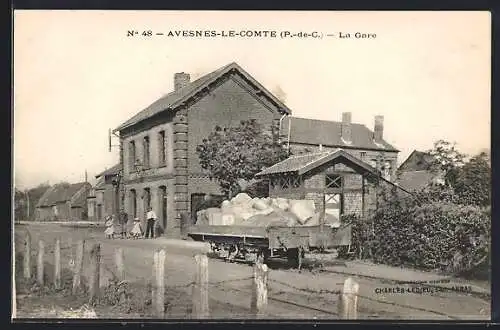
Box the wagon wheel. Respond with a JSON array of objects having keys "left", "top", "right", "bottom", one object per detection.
[
  {"left": 256, "top": 249, "right": 270, "bottom": 265},
  {"left": 286, "top": 247, "right": 303, "bottom": 270},
  {"left": 228, "top": 244, "right": 239, "bottom": 262}
]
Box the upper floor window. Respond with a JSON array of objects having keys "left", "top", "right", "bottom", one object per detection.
[
  {"left": 326, "top": 174, "right": 343, "bottom": 189},
  {"left": 128, "top": 141, "right": 136, "bottom": 170},
  {"left": 360, "top": 151, "right": 366, "bottom": 160},
  {"left": 158, "top": 130, "right": 166, "bottom": 166},
  {"left": 144, "top": 188, "right": 151, "bottom": 210},
  {"left": 143, "top": 136, "right": 150, "bottom": 168},
  {"left": 383, "top": 161, "right": 392, "bottom": 181}
]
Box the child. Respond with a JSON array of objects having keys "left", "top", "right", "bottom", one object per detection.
[
  {"left": 130, "top": 217, "right": 143, "bottom": 239},
  {"left": 104, "top": 216, "right": 115, "bottom": 239}
]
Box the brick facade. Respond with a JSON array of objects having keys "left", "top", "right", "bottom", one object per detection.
[
  {"left": 266, "top": 158, "right": 383, "bottom": 220},
  {"left": 114, "top": 62, "right": 401, "bottom": 236},
  {"left": 116, "top": 67, "right": 285, "bottom": 236}
]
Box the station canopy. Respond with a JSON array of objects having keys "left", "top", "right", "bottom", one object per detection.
[{"left": 255, "top": 149, "right": 381, "bottom": 180}]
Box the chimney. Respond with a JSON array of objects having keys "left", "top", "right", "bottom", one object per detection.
[
  {"left": 341, "top": 112, "right": 352, "bottom": 144},
  {"left": 374, "top": 115, "right": 384, "bottom": 142},
  {"left": 174, "top": 72, "right": 191, "bottom": 91}
]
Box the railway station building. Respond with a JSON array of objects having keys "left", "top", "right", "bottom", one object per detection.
[{"left": 111, "top": 62, "right": 401, "bottom": 236}]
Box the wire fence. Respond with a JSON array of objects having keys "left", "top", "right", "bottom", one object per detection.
[{"left": 15, "top": 229, "right": 473, "bottom": 320}]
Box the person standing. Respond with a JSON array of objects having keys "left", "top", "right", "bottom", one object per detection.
[
  {"left": 145, "top": 207, "right": 157, "bottom": 239},
  {"left": 119, "top": 211, "right": 128, "bottom": 239}
]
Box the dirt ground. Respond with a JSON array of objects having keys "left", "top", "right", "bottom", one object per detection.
[{"left": 12, "top": 223, "right": 491, "bottom": 320}]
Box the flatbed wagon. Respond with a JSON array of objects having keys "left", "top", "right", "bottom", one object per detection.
[
  {"left": 187, "top": 149, "right": 402, "bottom": 268},
  {"left": 187, "top": 222, "right": 352, "bottom": 268}
]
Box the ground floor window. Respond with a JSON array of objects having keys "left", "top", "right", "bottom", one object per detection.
[
  {"left": 97, "top": 204, "right": 103, "bottom": 221},
  {"left": 130, "top": 189, "right": 137, "bottom": 218}
]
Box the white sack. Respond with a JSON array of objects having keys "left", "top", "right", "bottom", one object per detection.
[{"left": 289, "top": 199, "right": 316, "bottom": 224}]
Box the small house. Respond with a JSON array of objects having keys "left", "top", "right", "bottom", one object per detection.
[
  {"left": 396, "top": 150, "right": 444, "bottom": 192},
  {"left": 87, "top": 164, "right": 122, "bottom": 222},
  {"left": 256, "top": 149, "right": 411, "bottom": 220}
]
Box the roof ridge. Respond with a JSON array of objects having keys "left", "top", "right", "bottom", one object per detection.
[
  {"left": 287, "top": 116, "right": 365, "bottom": 126},
  {"left": 288, "top": 150, "right": 333, "bottom": 159}
]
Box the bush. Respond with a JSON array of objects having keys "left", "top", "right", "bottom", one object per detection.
[
  {"left": 370, "top": 197, "right": 490, "bottom": 273},
  {"left": 337, "top": 214, "right": 372, "bottom": 260},
  {"left": 341, "top": 184, "right": 491, "bottom": 277}
]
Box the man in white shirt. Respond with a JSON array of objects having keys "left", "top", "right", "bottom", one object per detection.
[{"left": 145, "top": 207, "right": 157, "bottom": 239}]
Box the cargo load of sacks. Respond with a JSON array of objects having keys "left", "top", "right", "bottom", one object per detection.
[{"left": 196, "top": 193, "right": 341, "bottom": 228}]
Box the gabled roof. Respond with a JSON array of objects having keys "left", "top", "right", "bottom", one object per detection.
[
  {"left": 255, "top": 149, "right": 380, "bottom": 177},
  {"left": 398, "top": 150, "right": 434, "bottom": 172},
  {"left": 36, "top": 182, "right": 91, "bottom": 207},
  {"left": 95, "top": 164, "right": 122, "bottom": 178},
  {"left": 113, "top": 62, "right": 291, "bottom": 133},
  {"left": 281, "top": 117, "right": 399, "bottom": 152},
  {"left": 396, "top": 170, "right": 439, "bottom": 192}
]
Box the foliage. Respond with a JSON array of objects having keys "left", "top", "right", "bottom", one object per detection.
[
  {"left": 342, "top": 144, "right": 490, "bottom": 278},
  {"left": 99, "top": 278, "right": 148, "bottom": 314},
  {"left": 196, "top": 119, "right": 289, "bottom": 198},
  {"left": 337, "top": 214, "right": 373, "bottom": 260},
  {"left": 423, "top": 141, "right": 490, "bottom": 207},
  {"left": 372, "top": 194, "right": 490, "bottom": 273},
  {"left": 14, "top": 183, "right": 51, "bottom": 221},
  {"left": 344, "top": 183, "right": 490, "bottom": 276},
  {"left": 453, "top": 152, "right": 491, "bottom": 207},
  {"left": 194, "top": 195, "right": 226, "bottom": 214},
  {"left": 426, "top": 140, "right": 466, "bottom": 186},
  {"left": 242, "top": 180, "right": 270, "bottom": 198}
]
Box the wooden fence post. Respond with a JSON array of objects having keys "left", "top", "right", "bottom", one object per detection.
[
  {"left": 72, "top": 240, "right": 85, "bottom": 295},
  {"left": 89, "top": 243, "right": 101, "bottom": 304},
  {"left": 115, "top": 248, "right": 125, "bottom": 282},
  {"left": 192, "top": 254, "right": 209, "bottom": 318},
  {"left": 338, "top": 277, "right": 359, "bottom": 319},
  {"left": 251, "top": 262, "right": 269, "bottom": 317},
  {"left": 153, "top": 249, "right": 166, "bottom": 318},
  {"left": 151, "top": 252, "right": 157, "bottom": 312},
  {"left": 23, "top": 232, "right": 31, "bottom": 279},
  {"left": 37, "top": 240, "right": 45, "bottom": 286},
  {"left": 54, "top": 238, "right": 61, "bottom": 289}
]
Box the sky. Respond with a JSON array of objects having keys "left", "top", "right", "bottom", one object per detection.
[{"left": 13, "top": 11, "right": 491, "bottom": 190}]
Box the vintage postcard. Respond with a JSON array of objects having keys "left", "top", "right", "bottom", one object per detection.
[{"left": 12, "top": 10, "right": 491, "bottom": 320}]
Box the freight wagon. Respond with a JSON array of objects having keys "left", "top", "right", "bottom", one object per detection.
[
  {"left": 187, "top": 221, "right": 352, "bottom": 269},
  {"left": 187, "top": 149, "right": 410, "bottom": 268}
]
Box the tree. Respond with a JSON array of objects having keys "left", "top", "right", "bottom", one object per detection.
[
  {"left": 415, "top": 146, "right": 490, "bottom": 209},
  {"left": 427, "top": 140, "right": 467, "bottom": 186},
  {"left": 454, "top": 151, "right": 491, "bottom": 207},
  {"left": 26, "top": 183, "right": 51, "bottom": 220},
  {"left": 196, "top": 120, "right": 289, "bottom": 198},
  {"left": 14, "top": 188, "right": 27, "bottom": 221}
]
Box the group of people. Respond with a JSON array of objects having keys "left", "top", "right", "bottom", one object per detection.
[{"left": 104, "top": 207, "right": 161, "bottom": 239}]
